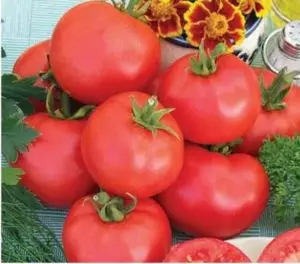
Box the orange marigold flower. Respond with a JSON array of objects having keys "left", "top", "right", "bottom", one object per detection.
[
  {"left": 143, "top": 0, "right": 192, "bottom": 38},
  {"left": 184, "top": 0, "right": 246, "bottom": 51},
  {"left": 230, "top": 0, "right": 271, "bottom": 17}
]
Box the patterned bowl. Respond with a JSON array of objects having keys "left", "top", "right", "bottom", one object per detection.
[{"left": 160, "top": 11, "right": 266, "bottom": 70}]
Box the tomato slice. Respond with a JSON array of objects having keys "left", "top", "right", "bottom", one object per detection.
[
  {"left": 163, "top": 238, "right": 250, "bottom": 262},
  {"left": 258, "top": 228, "right": 300, "bottom": 262}
]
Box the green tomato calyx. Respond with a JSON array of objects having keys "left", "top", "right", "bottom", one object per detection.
[
  {"left": 46, "top": 86, "right": 95, "bottom": 120},
  {"left": 206, "top": 138, "right": 243, "bottom": 155},
  {"left": 91, "top": 191, "right": 137, "bottom": 223},
  {"left": 260, "top": 67, "right": 300, "bottom": 111},
  {"left": 190, "top": 43, "right": 227, "bottom": 77},
  {"left": 131, "top": 95, "right": 180, "bottom": 139}
]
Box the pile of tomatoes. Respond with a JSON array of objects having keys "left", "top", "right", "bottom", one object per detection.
[{"left": 11, "top": 0, "right": 300, "bottom": 262}]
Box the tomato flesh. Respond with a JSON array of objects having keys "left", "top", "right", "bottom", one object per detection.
[
  {"left": 164, "top": 238, "right": 250, "bottom": 262},
  {"left": 258, "top": 228, "right": 300, "bottom": 262}
]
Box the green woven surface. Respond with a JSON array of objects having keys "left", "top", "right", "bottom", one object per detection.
[{"left": 1, "top": 0, "right": 295, "bottom": 256}]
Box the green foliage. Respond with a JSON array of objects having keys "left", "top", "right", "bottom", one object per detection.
[
  {"left": 2, "top": 167, "right": 24, "bottom": 185},
  {"left": 1, "top": 72, "right": 64, "bottom": 262},
  {"left": 259, "top": 135, "right": 300, "bottom": 225},
  {"left": 2, "top": 185, "right": 65, "bottom": 262},
  {"left": 2, "top": 99, "right": 40, "bottom": 163},
  {"left": 2, "top": 73, "right": 46, "bottom": 115}
]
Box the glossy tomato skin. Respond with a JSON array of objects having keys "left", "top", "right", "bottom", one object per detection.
[
  {"left": 13, "top": 40, "right": 51, "bottom": 112},
  {"left": 81, "top": 91, "right": 184, "bottom": 199},
  {"left": 258, "top": 228, "right": 300, "bottom": 262},
  {"left": 63, "top": 196, "right": 172, "bottom": 262},
  {"left": 236, "top": 68, "right": 300, "bottom": 156},
  {"left": 157, "top": 144, "right": 269, "bottom": 239},
  {"left": 13, "top": 113, "right": 97, "bottom": 208},
  {"left": 158, "top": 54, "right": 261, "bottom": 144},
  {"left": 164, "top": 238, "right": 251, "bottom": 262},
  {"left": 50, "top": 1, "right": 160, "bottom": 105}
]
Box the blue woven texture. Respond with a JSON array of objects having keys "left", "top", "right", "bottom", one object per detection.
[{"left": 1, "top": 0, "right": 294, "bottom": 250}]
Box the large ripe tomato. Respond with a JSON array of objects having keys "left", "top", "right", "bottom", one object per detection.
[
  {"left": 50, "top": 1, "right": 160, "bottom": 105},
  {"left": 236, "top": 68, "right": 300, "bottom": 156},
  {"left": 63, "top": 193, "right": 172, "bottom": 262},
  {"left": 164, "top": 238, "right": 250, "bottom": 262},
  {"left": 157, "top": 144, "right": 269, "bottom": 239},
  {"left": 81, "top": 91, "right": 184, "bottom": 199},
  {"left": 258, "top": 228, "right": 300, "bottom": 262},
  {"left": 158, "top": 50, "right": 261, "bottom": 145},
  {"left": 13, "top": 40, "right": 51, "bottom": 112},
  {"left": 12, "top": 113, "right": 97, "bottom": 208}
]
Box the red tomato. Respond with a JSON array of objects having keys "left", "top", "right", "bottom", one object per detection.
[
  {"left": 144, "top": 71, "right": 163, "bottom": 95},
  {"left": 157, "top": 144, "right": 269, "bottom": 239},
  {"left": 13, "top": 113, "right": 97, "bottom": 208},
  {"left": 81, "top": 91, "right": 184, "bottom": 199},
  {"left": 236, "top": 68, "right": 300, "bottom": 156},
  {"left": 63, "top": 194, "right": 172, "bottom": 262},
  {"left": 13, "top": 40, "right": 51, "bottom": 112},
  {"left": 164, "top": 238, "right": 251, "bottom": 262},
  {"left": 258, "top": 228, "right": 300, "bottom": 262},
  {"left": 50, "top": 1, "right": 160, "bottom": 105},
  {"left": 158, "top": 53, "right": 261, "bottom": 144}
]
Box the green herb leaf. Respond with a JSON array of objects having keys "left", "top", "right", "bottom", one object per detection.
[
  {"left": 259, "top": 135, "right": 300, "bottom": 225},
  {"left": 2, "top": 74, "right": 46, "bottom": 115},
  {"left": 2, "top": 167, "right": 24, "bottom": 185},
  {"left": 2, "top": 99, "right": 39, "bottom": 163}
]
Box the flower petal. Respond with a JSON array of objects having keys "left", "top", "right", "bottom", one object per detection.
[
  {"left": 158, "top": 13, "right": 183, "bottom": 38},
  {"left": 241, "top": 1, "right": 253, "bottom": 14},
  {"left": 224, "top": 29, "right": 245, "bottom": 47},
  {"left": 185, "top": 21, "right": 206, "bottom": 47},
  {"left": 228, "top": 11, "right": 245, "bottom": 29},
  {"left": 174, "top": 1, "right": 193, "bottom": 25},
  {"left": 202, "top": 0, "right": 220, "bottom": 13},
  {"left": 219, "top": 0, "right": 237, "bottom": 20},
  {"left": 228, "top": 0, "right": 240, "bottom": 6},
  {"left": 184, "top": 1, "right": 210, "bottom": 24},
  {"left": 203, "top": 35, "right": 221, "bottom": 51},
  {"left": 254, "top": 0, "right": 268, "bottom": 17},
  {"left": 147, "top": 20, "right": 160, "bottom": 35}
]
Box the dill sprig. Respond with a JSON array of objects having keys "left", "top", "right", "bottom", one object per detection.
[{"left": 2, "top": 184, "right": 65, "bottom": 262}]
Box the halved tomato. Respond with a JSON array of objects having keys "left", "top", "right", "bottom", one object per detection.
[
  {"left": 164, "top": 238, "right": 250, "bottom": 262},
  {"left": 258, "top": 228, "right": 300, "bottom": 262}
]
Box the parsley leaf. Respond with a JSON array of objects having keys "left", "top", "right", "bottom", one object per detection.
[
  {"left": 2, "top": 99, "right": 39, "bottom": 163},
  {"left": 259, "top": 135, "right": 300, "bottom": 225},
  {"left": 2, "top": 167, "right": 24, "bottom": 185},
  {"left": 2, "top": 74, "right": 46, "bottom": 115}
]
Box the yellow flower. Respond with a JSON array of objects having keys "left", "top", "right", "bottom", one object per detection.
[
  {"left": 142, "top": 0, "right": 193, "bottom": 38},
  {"left": 184, "top": 0, "right": 246, "bottom": 50},
  {"left": 230, "top": 0, "right": 271, "bottom": 17}
]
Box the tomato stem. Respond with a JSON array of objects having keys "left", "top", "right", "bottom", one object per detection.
[
  {"left": 45, "top": 86, "right": 95, "bottom": 120},
  {"left": 189, "top": 43, "right": 227, "bottom": 77},
  {"left": 131, "top": 96, "right": 179, "bottom": 139},
  {"left": 91, "top": 191, "right": 137, "bottom": 223},
  {"left": 260, "top": 68, "right": 300, "bottom": 111}
]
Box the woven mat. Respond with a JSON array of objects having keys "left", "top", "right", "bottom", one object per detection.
[{"left": 1, "top": 0, "right": 295, "bottom": 256}]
